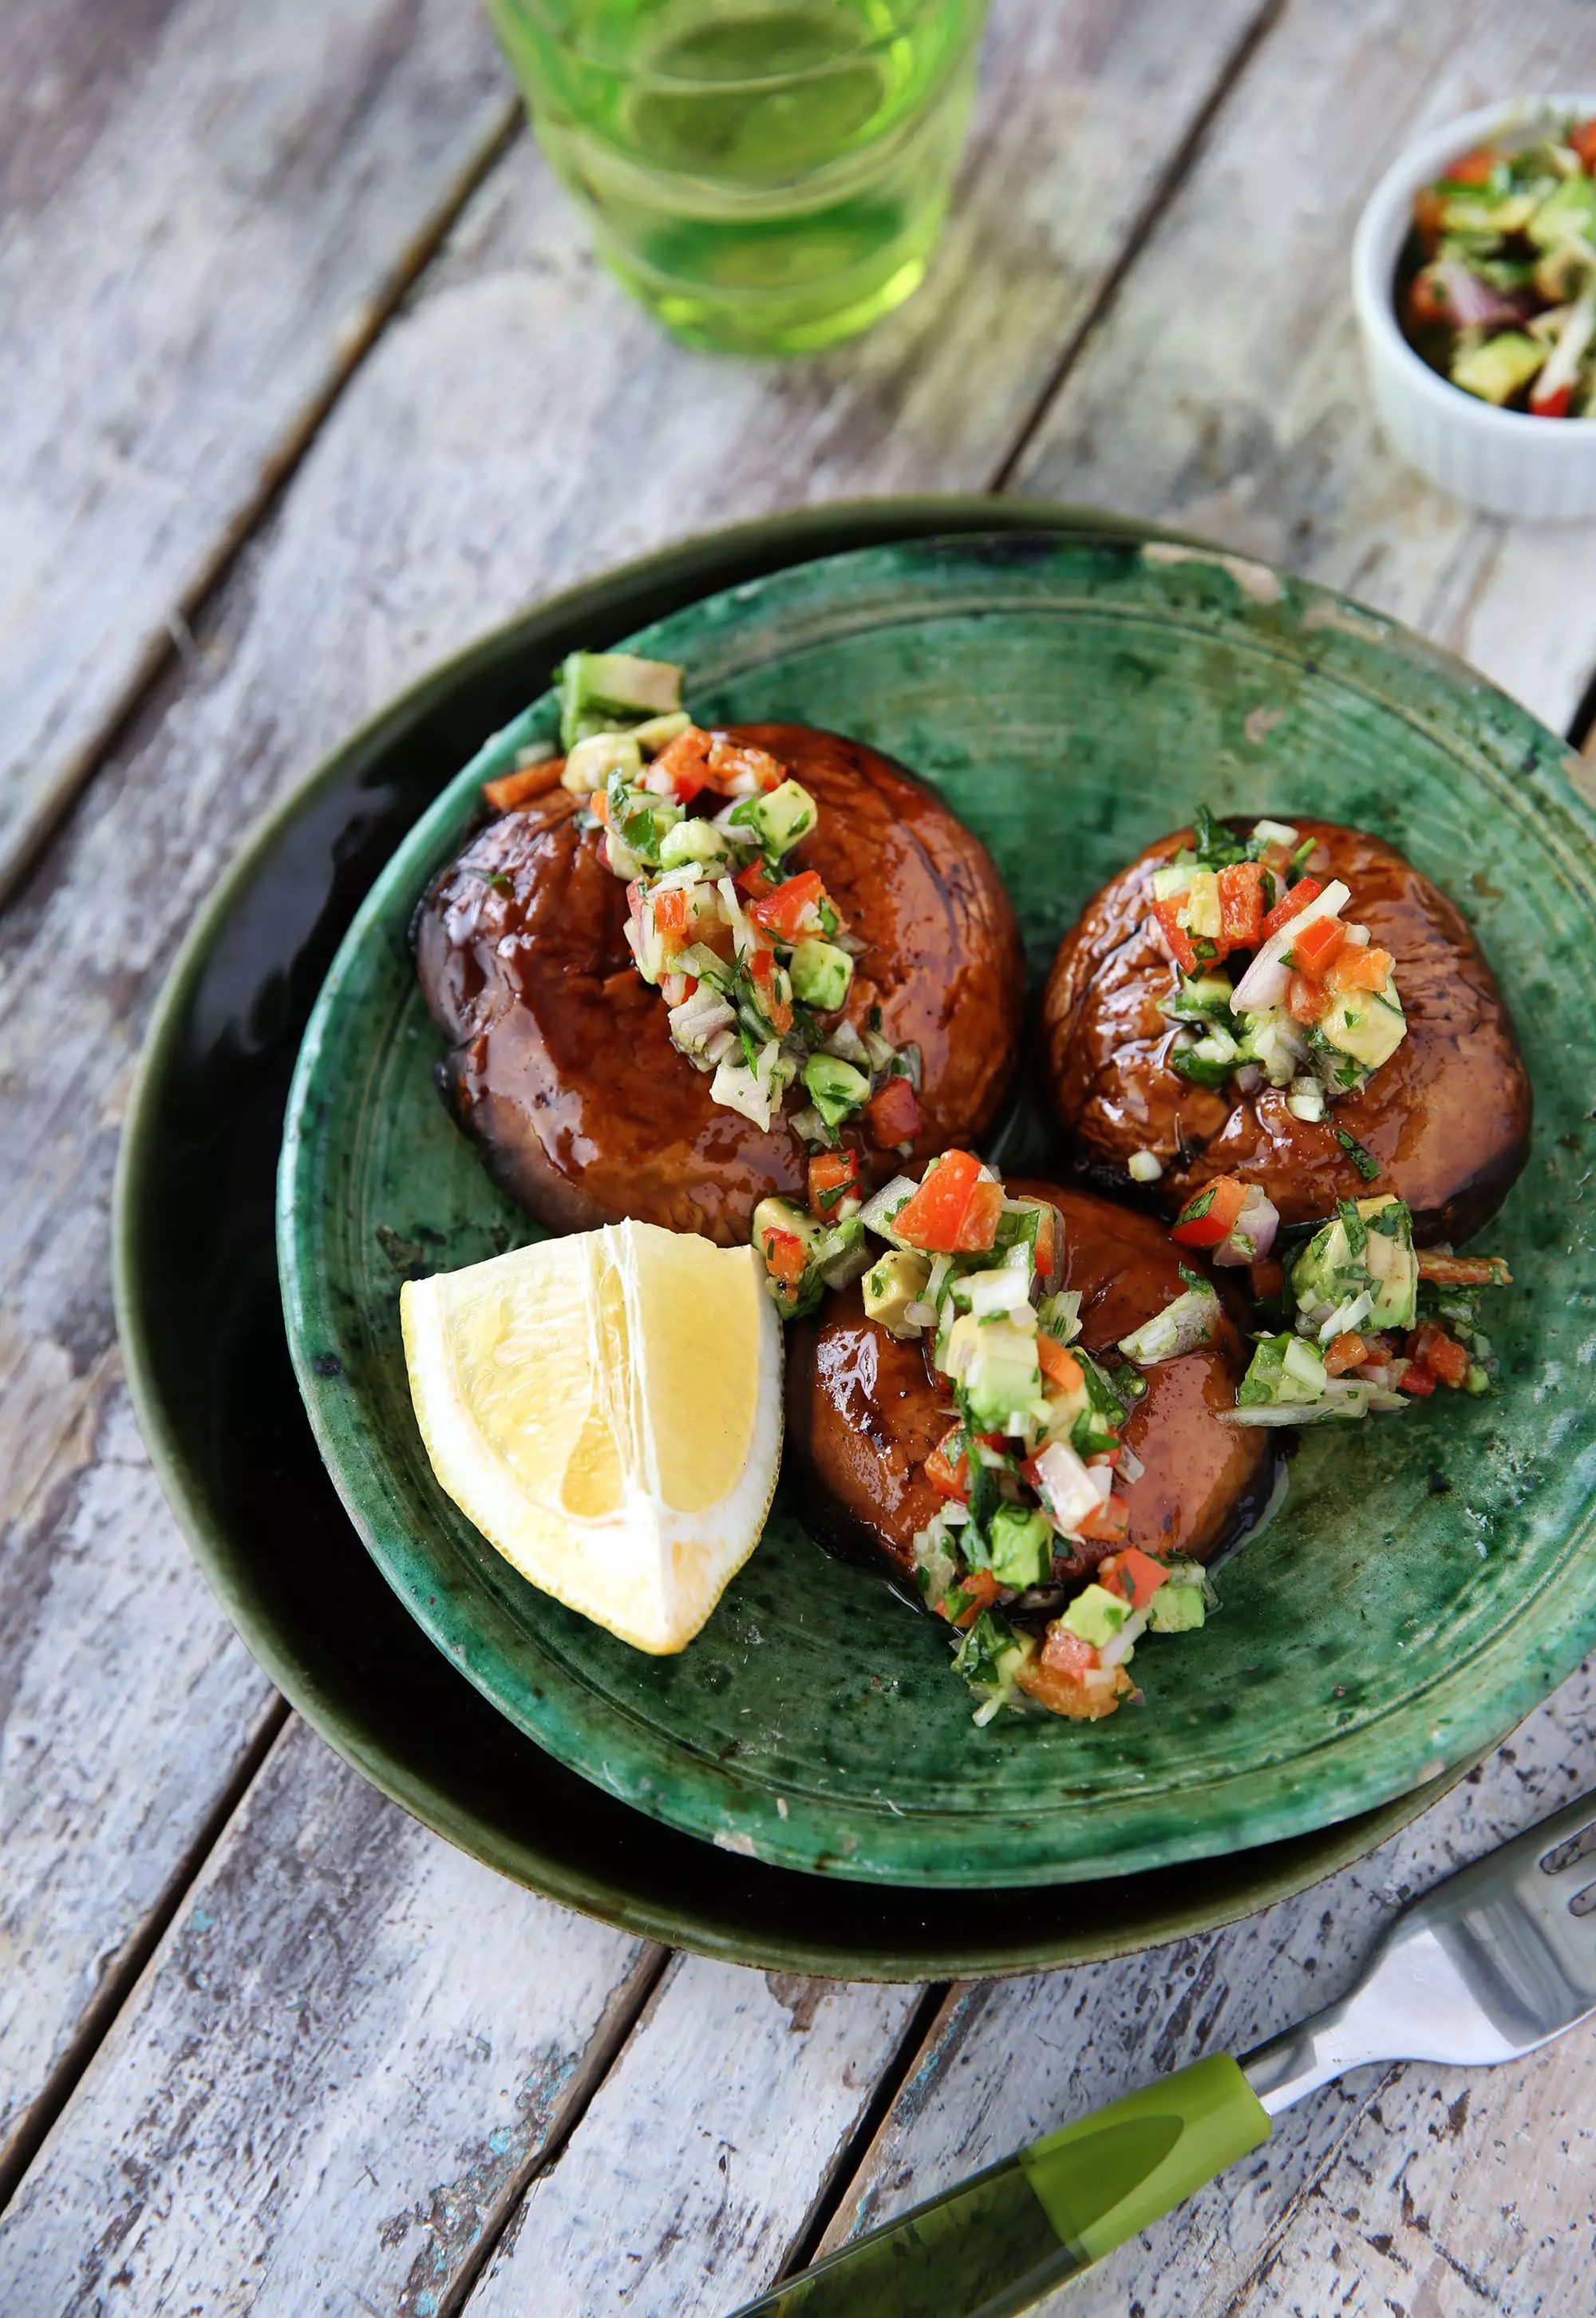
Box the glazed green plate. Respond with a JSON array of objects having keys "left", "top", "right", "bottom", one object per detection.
[{"left": 278, "top": 529, "right": 1596, "bottom": 1889}]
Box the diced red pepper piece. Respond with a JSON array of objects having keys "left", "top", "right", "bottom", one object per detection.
[
  {"left": 705, "top": 734, "right": 785, "bottom": 795},
  {"left": 1325, "top": 1331, "right": 1369, "bottom": 1378},
  {"left": 808, "top": 1149, "right": 861, "bottom": 1220},
  {"left": 1329, "top": 943, "right": 1394, "bottom": 994},
  {"left": 925, "top": 1426, "right": 970, "bottom": 1501},
  {"left": 1152, "top": 899, "right": 1199, "bottom": 975},
  {"left": 483, "top": 757, "right": 567, "bottom": 811},
  {"left": 1287, "top": 915, "right": 1346, "bottom": 977},
  {"left": 1037, "top": 1334, "right": 1084, "bottom": 1392},
  {"left": 1288, "top": 971, "right": 1330, "bottom": 1025},
  {"left": 647, "top": 726, "right": 713, "bottom": 805},
  {"left": 867, "top": 1074, "right": 922, "bottom": 1150},
  {"left": 1039, "top": 1624, "right": 1100, "bottom": 1679},
  {"left": 1217, "top": 860, "right": 1266, "bottom": 950},
  {"left": 1171, "top": 1177, "right": 1246, "bottom": 1249},
  {"left": 1447, "top": 144, "right": 1505, "bottom": 185},
  {"left": 942, "top": 1568, "right": 1003, "bottom": 1629},
  {"left": 1031, "top": 1202, "right": 1057, "bottom": 1281},
  {"left": 1574, "top": 119, "right": 1596, "bottom": 173},
  {"left": 1396, "top": 1358, "right": 1436, "bottom": 1397},
  {"left": 1406, "top": 267, "right": 1452, "bottom": 329},
  {"left": 1261, "top": 876, "right": 1324, "bottom": 942},
  {"left": 761, "top": 1227, "right": 807, "bottom": 1284},
  {"left": 1100, "top": 1547, "right": 1171, "bottom": 1613},
  {"left": 1531, "top": 382, "right": 1573, "bottom": 419},
  {"left": 891, "top": 1150, "right": 1003, "bottom": 1252},
  {"left": 737, "top": 859, "right": 776, "bottom": 900},
  {"left": 590, "top": 789, "right": 610, "bottom": 827},
  {"left": 750, "top": 869, "right": 827, "bottom": 941},
  {"left": 1410, "top": 1322, "right": 1470, "bottom": 1389},
  {"left": 652, "top": 887, "right": 689, "bottom": 956},
  {"left": 1074, "top": 1491, "right": 1130, "bottom": 1546},
  {"left": 1416, "top": 1251, "right": 1512, "bottom": 1288}
]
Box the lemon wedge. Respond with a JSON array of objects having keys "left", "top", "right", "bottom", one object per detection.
[{"left": 400, "top": 1219, "right": 782, "bottom": 1653}]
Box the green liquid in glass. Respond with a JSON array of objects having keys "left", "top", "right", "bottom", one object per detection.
[{"left": 488, "top": 0, "right": 987, "bottom": 352}]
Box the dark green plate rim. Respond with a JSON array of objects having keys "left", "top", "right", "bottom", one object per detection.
[{"left": 117, "top": 496, "right": 1500, "bottom": 1978}]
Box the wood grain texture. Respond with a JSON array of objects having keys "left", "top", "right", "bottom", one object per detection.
[
  {"left": 0, "top": 0, "right": 1267, "bottom": 2214},
  {"left": 820, "top": 1672, "right": 1596, "bottom": 2316},
  {"left": 1013, "top": 0, "right": 1596, "bottom": 731},
  {"left": 467, "top": 1956, "right": 922, "bottom": 2318},
  {"left": 0, "top": 1718, "right": 657, "bottom": 2317},
  {"left": 0, "top": 0, "right": 512, "bottom": 897}
]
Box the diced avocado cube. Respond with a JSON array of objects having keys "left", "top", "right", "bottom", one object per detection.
[
  {"left": 1148, "top": 1584, "right": 1206, "bottom": 1634},
  {"left": 1062, "top": 1583, "right": 1128, "bottom": 1650},
  {"left": 630, "top": 710, "right": 693, "bottom": 755},
  {"left": 1182, "top": 868, "right": 1222, "bottom": 939},
  {"left": 658, "top": 818, "right": 732, "bottom": 871},
  {"left": 987, "top": 1507, "right": 1054, "bottom": 1591},
  {"left": 1151, "top": 861, "right": 1195, "bottom": 900},
  {"left": 1320, "top": 985, "right": 1407, "bottom": 1071},
  {"left": 1164, "top": 973, "right": 1237, "bottom": 1020},
  {"left": 862, "top": 1248, "right": 931, "bottom": 1337},
  {"left": 1290, "top": 1213, "right": 1365, "bottom": 1314},
  {"left": 1238, "top": 1332, "right": 1328, "bottom": 1407},
  {"left": 558, "top": 651, "right": 682, "bottom": 747},
  {"left": 563, "top": 731, "right": 643, "bottom": 795},
  {"left": 952, "top": 1609, "right": 1032, "bottom": 1719},
  {"left": 1358, "top": 1195, "right": 1417, "bottom": 1331},
  {"left": 1442, "top": 188, "right": 1539, "bottom": 235},
  {"left": 752, "top": 1196, "right": 822, "bottom": 1263},
  {"left": 789, "top": 938, "right": 853, "bottom": 1011},
  {"left": 1528, "top": 174, "right": 1596, "bottom": 250},
  {"left": 1450, "top": 331, "right": 1547, "bottom": 406},
  {"left": 732, "top": 778, "right": 817, "bottom": 855},
  {"left": 803, "top": 1053, "right": 870, "bottom": 1129},
  {"left": 750, "top": 1196, "right": 827, "bottom": 1318},
  {"left": 961, "top": 1319, "right": 1043, "bottom": 1434}
]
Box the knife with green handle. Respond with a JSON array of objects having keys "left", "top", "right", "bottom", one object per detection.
[{"left": 727, "top": 1785, "right": 1596, "bottom": 2317}]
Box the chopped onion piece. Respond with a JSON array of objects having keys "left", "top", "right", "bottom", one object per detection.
[
  {"left": 1128, "top": 1149, "right": 1164, "bottom": 1183},
  {"left": 1116, "top": 1442, "right": 1147, "bottom": 1486},
  {"left": 1118, "top": 1285, "right": 1219, "bottom": 1366},
  {"left": 1033, "top": 1440, "right": 1102, "bottom": 1533},
  {"left": 1099, "top": 1608, "right": 1148, "bottom": 1670},
  {"left": 859, "top": 1176, "right": 919, "bottom": 1244},
  {"left": 1230, "top": 878, "right": 1351, "bottom": 1013}
]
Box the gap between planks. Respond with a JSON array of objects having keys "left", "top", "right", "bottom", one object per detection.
[
  {"left": 0, "top": 94, "right": 522, "bottom": 916},
  {"left": 0, "top": 1692, "right": 290, "bottom": 2217}
]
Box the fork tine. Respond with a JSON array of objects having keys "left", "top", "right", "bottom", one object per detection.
[{"left": 1539, "top": 1818, "right": 1596, "bottom": 1877}]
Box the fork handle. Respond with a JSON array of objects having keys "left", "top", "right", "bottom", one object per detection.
[{"left": 728, "top": 2055, "right": 1270, "bottom": 2317}]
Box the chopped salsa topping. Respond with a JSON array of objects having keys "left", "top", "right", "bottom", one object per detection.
[
  {"left": 1203, "top": 1185, "right": 1514, "bottom": 1426},
  {"left": 1400, "top": 117, "right": 1596, "bottom": 416},
  {"left": 1149, "top": 812, "right": 1408, "bottom": 1119},
  {"left": 753, "top": 1148, "right": 1216, "bottom": 1725},
  {"left": 488, "top": 650, "right": 923, "bottom": 1145}
]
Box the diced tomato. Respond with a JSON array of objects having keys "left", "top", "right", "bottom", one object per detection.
[
  {"left": 1039, "top": 1624, "right": 1100, "bottom": 1679},
  {"left": 1412, "top": 184, "right": 1448, "bottom": 252},
  {"left": 1100, "top": 1546, "right": 1171, "bottom": 1613},
  {"left": 1217, "top": 860, "right": 1266, "bottom": 949},
  {"left": 1416, "top": 1251, "right": 1512, "bottom": 1288},
  {"left": 652, "top": 887, "right": 689, "bottom": 953},
  {"left": 747, "top": 946, "right": 792, "bottom": 1036},
  {"left": 761, "top": 1228, "right": 807, "bottom": 1284},
  {"left": 1037, "top": 1333, "right": 1084, "bottom": 1392},
  {"left": 1447, "top": 144, "right": 1504, "bottom": 185},
  {"left": 925, "top": 1426, "right": 970, "bottom": 1501},
  {"left": 1531, "top": 382, "right": 1573, "bottom": 419},
  {"left": 1329, "top": 943, "right": 1394, "bottom": 994},
  {"left": 705, "top": 734, "right": 784, "bottom": 796},
  {"left": 737, "top": 859, "right": 776, "bottom": 900},
  {"left": 1410, "top": 1322, "right": 1469, "bottom": 1390},
  {"left": 750, "top": 869, "right": 826, "bottom": 942},
  {"left": 647, "top": 726, "right": 713, "bottom": 805},
  {"left": 1325, "top": 1331, "right": 1369, "bottom": 1378},
  {"left": 1287, "top": 914, "right": 1346, "bottom": 978},
  {"left": 1260, "top": 876, "right": 1323, "bottom": 943},
  {"left": 891, "top": 1150, "right": 1004, "bottom": 1252},
  {"left": 808, "top": 1149, "right": 861, "bottom": 1220},
  {"left": 1406, "top": 267, "right": 1452, "bottom": 330},
  {"left": 1152, "top": 899, "right": 1199, "bottom": 974},
  {"left": 1396, "top": 1358, "right": 1436, "bottom": 1398},
  {"left": 483, "top": 757, "right": 567, "bottom": 811},
  {"left": 942, "top": 1568, "right": 1002, "bottom": 1629},
  {"left": 1074, "top": 1491, "right": 1130, "bottom": 1546},
  {"left": 1574, "top": 119, "right": 1596, "bottom": 173},
  {"left": 1171, "top": 1177, "right": 1246, "bottom": 1249},
  {"left": 867, "top": 1074, "right": 922, "bottom": 1150},
  {"left": 590, "top": 789, "right": 611, "bottom": 827},
  {"left": 1031, "top": 1203, "right": 1057, "bottom": 1281},
  {"left": 1288, "top": 971, "right": 1331, "bottom": 1025}
]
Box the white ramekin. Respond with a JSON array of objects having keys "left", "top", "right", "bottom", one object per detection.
[{"left": 1351, "top": 94, "right": 1596, "bottom": 519}]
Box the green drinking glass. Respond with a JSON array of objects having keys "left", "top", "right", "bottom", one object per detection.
[{"left": 486, "top": 0, "right": 990, "bottom": 354}]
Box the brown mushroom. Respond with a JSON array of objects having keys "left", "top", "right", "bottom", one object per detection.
[
  {"left": 1041, "top": 818, "right": 1530, "bottom": 1244},
  {"left": 413, "top": 724, "right": 1025, "bottom": 1244}
]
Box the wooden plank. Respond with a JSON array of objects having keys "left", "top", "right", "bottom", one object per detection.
[
  {"left": 0, "top": 0, "right": 514, "bottom": 896},
  {"left": 465, "top": 1958, "right": 922, "bottom": 2318},
  {"left": 0, "top": 0, "right": 1269, "bottom": 2213},
  {"left": 0, "top": 1718, "right": 658, "bottom": 2316},
  {"left": 818, "top": 1676, "right": 1596, "bottom": 2316},
  {"left": 1013, "top": 0, "right": 1596, "bottom": 733}
]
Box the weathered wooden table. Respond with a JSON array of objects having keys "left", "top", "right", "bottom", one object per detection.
[{"left": 5, "top": 3, "right": 1596, "bottom": 2310}]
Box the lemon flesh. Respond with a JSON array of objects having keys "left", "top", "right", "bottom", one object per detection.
[{"left": 401, "top": 1220, "right": 782, "bottom": 1654}]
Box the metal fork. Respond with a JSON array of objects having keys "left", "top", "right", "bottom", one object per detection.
[{"left": 729, "top": 1787, "right": 1596, "bottom": 2318}]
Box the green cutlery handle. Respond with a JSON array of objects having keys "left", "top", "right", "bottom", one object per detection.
[{"left": 729, "top": 2054, "right": 1270, "bottom": 2318}]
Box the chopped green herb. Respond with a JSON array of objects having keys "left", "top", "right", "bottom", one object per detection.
[{"left": 1335, "top": 1127, "right": 1381, "bottom": 1182}]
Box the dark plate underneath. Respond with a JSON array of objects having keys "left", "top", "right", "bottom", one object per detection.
[{"left": 114, "top": 497, "right": 1464, "bottom": 1980}]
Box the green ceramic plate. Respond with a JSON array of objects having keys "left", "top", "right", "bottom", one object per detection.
[{"left": 279, "top": 528, "right": 1596, "bottom": 1890}]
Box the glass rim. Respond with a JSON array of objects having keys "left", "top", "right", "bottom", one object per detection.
[{"left": 504, "top": 0, "right": 983, "bottom": 93}]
